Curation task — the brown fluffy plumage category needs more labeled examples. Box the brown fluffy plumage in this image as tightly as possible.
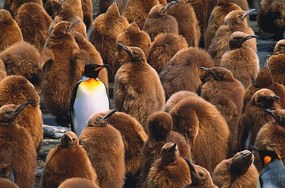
[274,39,285,54]
[16,2,52,52]
[159,47,214,100]
[41,21,83,117]
[148,33,188,73]
[0,75,43,152]
[239,89,279,152]
[98,0,128,15]
[41,131,98,188]
[165,90,197,113]
[116,22,151,74]
[170,95,229,174]
[267,53,285,85]
[0,59,7,80]
[0,41,41,92]
[0,103,37,188]
[90,2,129,81]
[142,3,178,41]
[208,9,256,65]
[258,0,285,39]
[81,0,93,29]
[44,0,60,18]
[146,142,192,188]
[79,112,125,188]
[200,67,245,156]
[204,0,242,50]
[0,9,23,52]
[0,178,19,188]
[58,178,99,188]
[141,111,191,186]
[4,0,43,18]
[220,31,259,88]
[61,0,83,20]
[167,0,200,47]
[213,150,258,188]
[124,0,159,29]
[72,31,108,88]
[114,45,165,128]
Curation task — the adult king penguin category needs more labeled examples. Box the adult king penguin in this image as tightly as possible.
[70,64,110,136]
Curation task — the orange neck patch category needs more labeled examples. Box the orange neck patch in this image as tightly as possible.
[80,78,105,91]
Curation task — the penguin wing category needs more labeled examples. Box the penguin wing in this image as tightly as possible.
[40,48,55,73]
[114,81,126,111]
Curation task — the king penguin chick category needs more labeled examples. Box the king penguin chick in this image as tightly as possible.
[267,52,285,86]
[166,0,200,47]
[170,95,229,174]
[0,41,42,92]
[238,88,280,152]
[114,44,165,129]
[16,2,52,52]
[81,0,93,29]
[44,0,60,19]
[146,142,192,188]
[0,75,43,152]
[213,150,258,188]
[159,47,214,100]
[148,33,188,74]
[204,0,242,50]
[59,177,99,188]
[0,178,19,188]
[200,67,245,156]
[254,147,285,187]
[142,2,179,41]
[208,9,256,65]
[124,0,159,29]
[220,31,259,88]
[107,111,148,187]
[0,9,23,52]
[61,0,83,21]
[79,110,125,188]
[141,111,191,186]
[115,22,151,75]
[41,131,98,188]
[3,0,43,18]
[0,59,7,81]
[98,0,128,15]
[90,2,129,82]
[0,102,37,188]
[274,39,285,55]
[70,64,110,136]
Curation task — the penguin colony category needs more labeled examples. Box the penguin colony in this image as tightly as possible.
[0,0,285,187]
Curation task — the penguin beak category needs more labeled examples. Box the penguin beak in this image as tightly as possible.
[161,0,178,13]
[94,64,110,72]
[271,95,281,101]
[117,43,134,57]
[68,19,81,30]
[167,143,177,153]
[12,100,32,119]
[60,133,72,146]
[242,9,256,19]
[242,35,259,43]
[200,67,222,81]
[102,109,117,120]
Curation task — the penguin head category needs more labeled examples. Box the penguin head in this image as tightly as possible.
[87,109,117,127]
[160,142,179,164]
[159,1,178,15]
[58,2,75,19]
[0,101,31,126]
[116,43,146,63]
[0,9,13,23]
[147,111,173,140]
[83,64,109,78]
[230,150,254,176]
[224,9,255,26]
[229,32,259,49]
[60,131,79,147]
[252,146,282,167]
[264,109,285,126]
[200,66,235,81]
[250,89,280,109]
[49,20,80,40]
[274,39,285,55]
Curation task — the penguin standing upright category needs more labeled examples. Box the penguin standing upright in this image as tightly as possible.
[70,64,109,136]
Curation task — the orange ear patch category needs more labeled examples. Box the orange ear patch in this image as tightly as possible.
[264,156,272,166]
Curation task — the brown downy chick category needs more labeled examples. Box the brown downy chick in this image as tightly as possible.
[41,21,83,118]
[165,90,197,113]
[243,66,285,112]
[208,9,256,65]
[49,2,87,38]
[16,2,52,52]
[200,67,245,156]
[0,102,37,188]
[0,75,43,152]
[220,31,259,88]
[4,0,43,18]
[159,47,214,100]
[0,178,19,188]
[90,2,129,82]
[41,131,98,188]
[72,31,108,88]
[59,178,99,188]
[0,41,42,92]
[142,3,179,41]
[274,39,285,55]
[204,0,242,50]
[170,95,229,174]
[81,0,93,29]
[166,0,200,47]
[213,150,258,188]
[141,111,191,186]
[115,22,151,75]
[239,89,280,152]
[0,9,23,52]
[61,0,83,21]
[146,142,192,188]
[148,33,188,74]
[44,0,61,19]
[114,44,165,129]
[124,0,159,29]
[0,59,7,80]
[267,53,285,86]
[79,110,125,188]
[98,0,128,15]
